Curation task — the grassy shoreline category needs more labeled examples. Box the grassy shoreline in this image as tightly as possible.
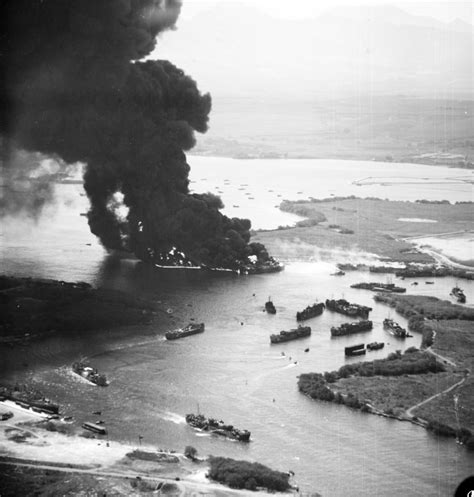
[297,294,474,448]
[253,197,473,271]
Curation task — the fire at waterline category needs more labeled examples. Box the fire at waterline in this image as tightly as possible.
[1,0,281,273]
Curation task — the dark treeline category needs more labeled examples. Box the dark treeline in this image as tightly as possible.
[208,457,290,492]
[374,294,474,321]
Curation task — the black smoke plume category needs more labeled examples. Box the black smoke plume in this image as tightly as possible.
[1,0,278,271]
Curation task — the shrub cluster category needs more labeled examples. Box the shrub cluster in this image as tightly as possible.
[208,457,290,492]
[336,350,444,378]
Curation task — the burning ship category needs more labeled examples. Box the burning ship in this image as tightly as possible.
[325,299,372,319]
[165,323,205,340]
[450,286,466,303]
[331,320,373,337]
[72,362,108,386]
[185,413,250,442]
[270,326,311,343]
[296,302,325,321]
[383,319,410,338]
[350,282,406,293]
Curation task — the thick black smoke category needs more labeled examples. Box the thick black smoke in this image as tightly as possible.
[1,0,276,270]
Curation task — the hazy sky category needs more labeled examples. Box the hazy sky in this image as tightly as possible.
[178,0,473,24]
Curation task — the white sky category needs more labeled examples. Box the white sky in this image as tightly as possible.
[179,0,473,24]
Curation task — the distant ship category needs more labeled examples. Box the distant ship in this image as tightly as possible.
[325,299,372,319]
[296,302,325,321]
[265,298,276,314]
[270,326,311,343]
[185,413,250,442]
[72,362,109,386]
[331,320,373,337]
[350,282,406,293]
[165,323,205,340]
[383,319,410,338]
[450,286,466,303]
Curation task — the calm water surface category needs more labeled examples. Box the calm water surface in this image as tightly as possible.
[2,158,473,496]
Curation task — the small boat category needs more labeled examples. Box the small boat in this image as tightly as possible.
[367,342,385,351]
[450,286,466,304]
[265,298,276,314]
[165,323,205,340]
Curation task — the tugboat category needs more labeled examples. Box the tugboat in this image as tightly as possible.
[296,302,325,321]
[367,342,385,351]
[185,413,250,442]
[72,362,109,386]
[265,298,276,314]
[450,286,466,304]
[165,323,205,340]
[331,320,373,336]
[325,299,372,319]
[345,344,366,356]
[383,319,410,338]
[270,326,311,343]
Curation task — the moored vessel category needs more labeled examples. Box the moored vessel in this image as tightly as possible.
[345,343,366,356]
[325,299,372,319]
[331,320,373,337]
[383,319,410,338]
[72,362,108,386]
[165,323,205,340]
[296,302,325,321]
[350,282,406,293]
[185,413,250,442]
[270,326,311,343]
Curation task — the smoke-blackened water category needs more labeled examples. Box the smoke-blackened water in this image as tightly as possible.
[1,0,279,272]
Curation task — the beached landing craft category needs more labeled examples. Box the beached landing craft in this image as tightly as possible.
[296,302,325,321]
[450,286,466,303]
[383,319,411,338]
[185,413,251,442]
[270,326,311,343]
[165,323,205,340]
[325,299,372,319]
[72,362,109,386]
[331,320,373,337]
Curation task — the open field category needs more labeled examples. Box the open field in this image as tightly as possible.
[254,197,473,265]
[193,96,474,165]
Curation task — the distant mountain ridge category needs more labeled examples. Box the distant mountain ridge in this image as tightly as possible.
[154,2,473,98]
